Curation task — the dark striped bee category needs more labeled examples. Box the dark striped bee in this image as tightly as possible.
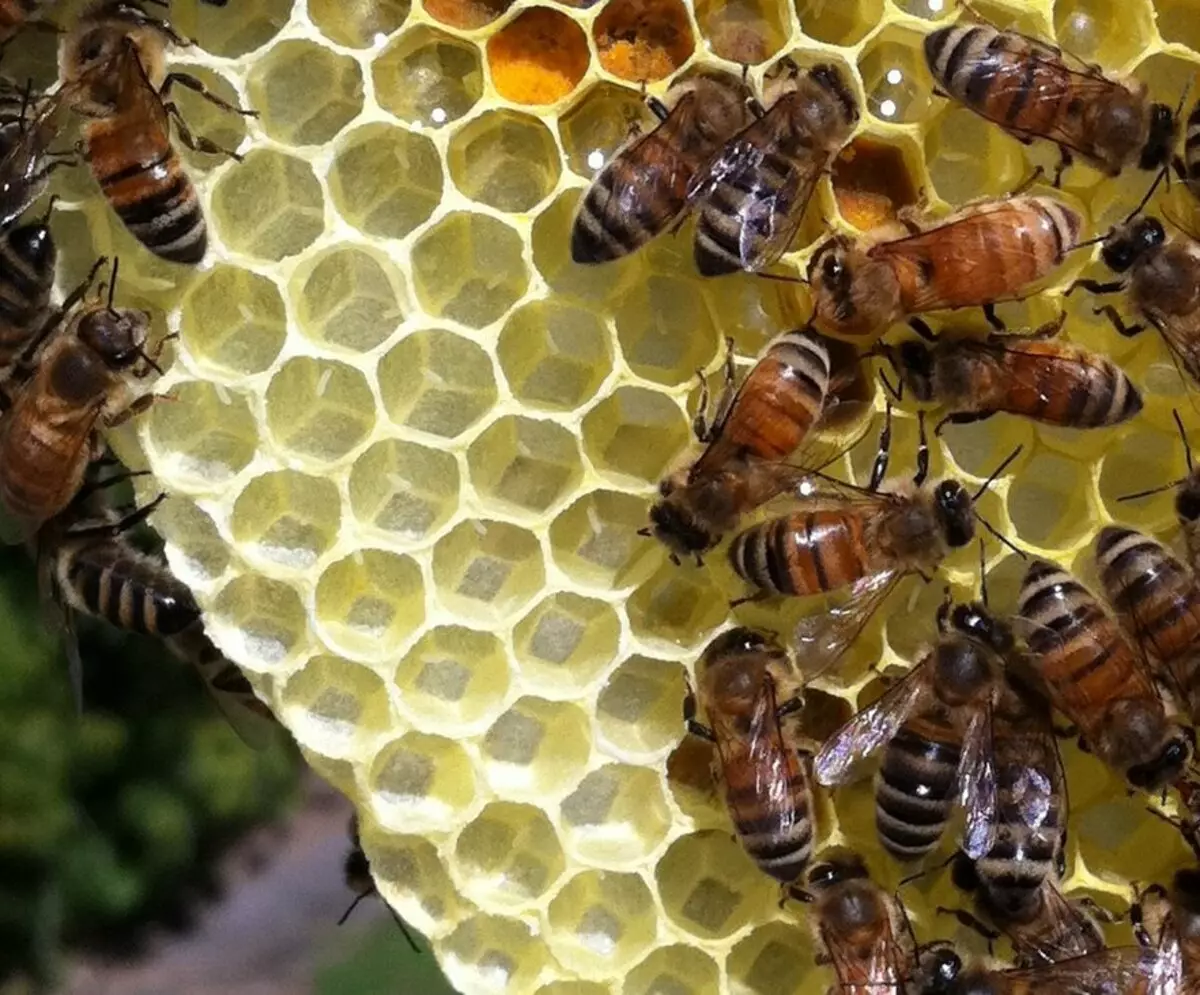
[0,78,76,229]
[340,815,420,952]
[686,627,816,884]
[924,22,1176,185]
[1178,97,1200,201]
[914,944,1172,995]
[0,195,57,380]
[570,69,755,264]
[60,0,256,264]
[687,59,858,276]
[807,195,1082,339]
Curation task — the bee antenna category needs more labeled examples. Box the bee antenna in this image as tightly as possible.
[1071,229,1112,252]
[636,527,652,538]
[18,77,32,127]
[1125,166,1170,223]
[978,537,989,607]
[756,271,808,286]
[971,445,1022,503]
[975,511,1027,560]
[337,890,370,927]
[388,908,422,953]
[40,193,58,224]
[1177,408,1195,473]
[107,257,120,313]
[137,348,163,375]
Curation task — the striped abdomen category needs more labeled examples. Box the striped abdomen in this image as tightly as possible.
[728,510,870,596]
[1186,98,1200,198]
[723,740,814,882]
[874,711,960,860]
[0,395,97,530]
[0,219,55,368]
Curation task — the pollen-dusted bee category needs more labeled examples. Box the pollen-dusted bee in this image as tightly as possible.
[687,59,858,276]
[924,23,1176,184]
[686,627,816,883]
[807,195,1081,339]
[570,69,756,265]
[1016,557,1193,791]
[339,815,420,952]
[60,0,256,265]
[879,313,1143,433]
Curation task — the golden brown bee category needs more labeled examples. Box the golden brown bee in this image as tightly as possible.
[914,944,1171,995]
[339,815,420,952]
[570,69,756,264]
[807,195,1081,339]
[686,627,816,883]
[879,314,1143,433]
[1178,98,1200,201]
[925,23,1176,184]
[60,0,255,264]
[1017,557,1193,791]
[0,198,57,378]
[688,59,858,276]
[815,599,1014,861]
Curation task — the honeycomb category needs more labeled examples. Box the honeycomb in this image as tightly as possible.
[39,0,1200,991]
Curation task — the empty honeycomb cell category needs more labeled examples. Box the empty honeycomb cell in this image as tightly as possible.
[189,0,291,58]
[559,82,654,180]
[481,696,593,797]
[309,0,410,47]
[594,0,695,83]
[580,385,690,485]
[454,801,566,907]
[368,732,477,833]
[247,40,363,147]
[497,299,612,412]
[426,0,515,29]
[373,27,484,129]
[1054,0,1156,69]
[356,829,466,932]
[411,212,530,328]
[314,551,426,660]
[531,190,644,307]
[145,380,258,487]
[378,329,498,440]
[432,520,546,624]
[938,414,1036,483]
[230,470,342,570]
[795,0,882,47]
[329,124,443,243]
[1006,450,1095,550]
[615,274,720,387]
[155,499,230,588]
[487,8,591,105]
[264,357,375,465]
[448,110,562,213]
[545,870,657,978]
[168,65,251,174]
[1075,788,1191,883]
[1131,52,1200,117]
[694,0,788,63]
[1096,426,1179,531]
[655,831,778,940]
[857,25,934,125]
[210,575,307,670]
[442,913,550,995]
[626,945,720,995]
[349,439,460,544]
[926,101,1030,205]
[832,137,921,232]
[468,416,585,518]
[512,592,621,694]
[211,148,325,262]
[891,0,953,16]
[292,244,406,354]
[179,265,287,378]
[394,626,510,732]
[626,562,731,649]
[537,984,611,995]
[560,763,670,863]
[281,654,392,760]
[727,921,816,995]
[884,575,953,663]
[549,490,661,590]
[595,655,687,759]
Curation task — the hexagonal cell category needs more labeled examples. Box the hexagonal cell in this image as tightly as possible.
[892,0,952,16]
[594,0,694,83]
[426,0,514,29]
[616,275,719,387]
[513,592,620,694]
[832,137,920,232]
[627,945,720,995]
[411,212,530,328]
[454,802,566,907]
[230,470,342,570]
[247,40,363,146]
[431,520,545,624]
[1097,426,1180,532]
[373,27,484,129]
[395,625,511,732]
[145,380,257,487]
[210,575,307,670]
[265,358,375,465]
[189,0,292,58]
[168,65,251,175]
[488,8,590,105]
[536,984,610,995]
[926,103,1030,207]
[857,25,934,125]
[1006,450,1096,551]
[211,149,324,262]
[329,123,443,242]
[314,551,425,660]
[481,696,592,797]
[368,732,476,834]
[280,654,391,760]
[559,82,653,180]
[795,0,882,46]
[695,0,788,64]
[156,499,231,588]
[468,416,584,518]
[310,0,409,47]
[180,265,287,378]
[497,299,612,411]
[1054,0,1156,68]
[378,329,498,440]
[292,244,405,354]
[655,830,779,940]
[559,763,670,863]
[550,490,662,590]
[596,655,687,759]
[441,914,550,995]
[626,561,730,649]
[448,110,562,213]
[356,830,465,933]
[349,439,460,544]
[546,870,656,978]
[727,922,816,995]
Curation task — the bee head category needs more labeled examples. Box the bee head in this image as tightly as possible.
[1140,103,1178,171]
[647,496,716,560]
[7,218,55,274]
[1176,474,1200,524]
[895,339,935,401]
[1103,217,1165,272]
[949,602,1013,654]
[916,948,962,995]
[805,850,868,891]
[78,306,150,369]
[1125,721,1193,790]
[933,480,975,548]
[704,626,777,660]
[808,63,860,127]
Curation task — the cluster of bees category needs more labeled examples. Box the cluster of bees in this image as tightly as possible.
[570,3,1200,992]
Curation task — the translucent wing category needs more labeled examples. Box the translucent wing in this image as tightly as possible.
[746,675,807,835]
[988,945,1173,995]
[793,568,902,679]
[823,914,906,995]
[957,701,999,859]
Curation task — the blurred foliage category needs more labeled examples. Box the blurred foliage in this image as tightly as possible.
[317,920,455,995]
[0,545,302,989]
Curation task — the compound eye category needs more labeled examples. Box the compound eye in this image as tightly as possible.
[822,255,842,280]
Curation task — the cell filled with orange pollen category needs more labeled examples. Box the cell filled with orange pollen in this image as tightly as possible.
[594,0,695,83]
[487,7,591,105]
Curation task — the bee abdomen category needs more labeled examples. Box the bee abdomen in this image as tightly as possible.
[924,25,1007,106]
[66,547,201,636]
[735,808,814,882]
[729,511,867,596]
[1010,348,1141,426]
[874,729,960,858]
[1185,100,1200,183]
[109,164,207,265]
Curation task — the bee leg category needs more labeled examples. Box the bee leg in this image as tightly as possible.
[1065,277,1126,297]
[867,401,893,492]
[1051,148,1073,189]
[159,72,259,118]
[105,393,159,428]
[645,95,670,122]
[982,303,1005,333]
[64,494,167,541]
[692,369,712,442]
[913,410,930,487]
[1174,155,1190,185]
[935,906,1000,953]
[775,695,804,719]
[1008,165,1045,198]
[934,411,991,436]
[1093,304,1144,338]
[729,590,769,608]
[908,317,937,342]
[1072,896,1120,923]
[164,105,247,163]
[683,685,716,742]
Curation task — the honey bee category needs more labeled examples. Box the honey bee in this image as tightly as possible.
[878,313,1143,433]
[0,79,76,229]
[808,195,1082,339]
[339,815,420,952]
[570,69,756,264]
[644,329,865,564]
[914,944,1170,995]
[1016,558,1193,791]
[0,196,58,379]
[686,627,816,884]
[60,0,256,265]
[687,59,858,276]
[924,23,1176,184]
[1129,869,1199,990]
[814,597,1015,860]
[1178,97,1200,201]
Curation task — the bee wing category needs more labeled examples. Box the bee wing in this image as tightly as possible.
[957,701,999,859]
[995,688,1066,834]
[822,917,906,995]
[987,945,1175,995]
[747,676,808,831]
[793,567,902,680]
